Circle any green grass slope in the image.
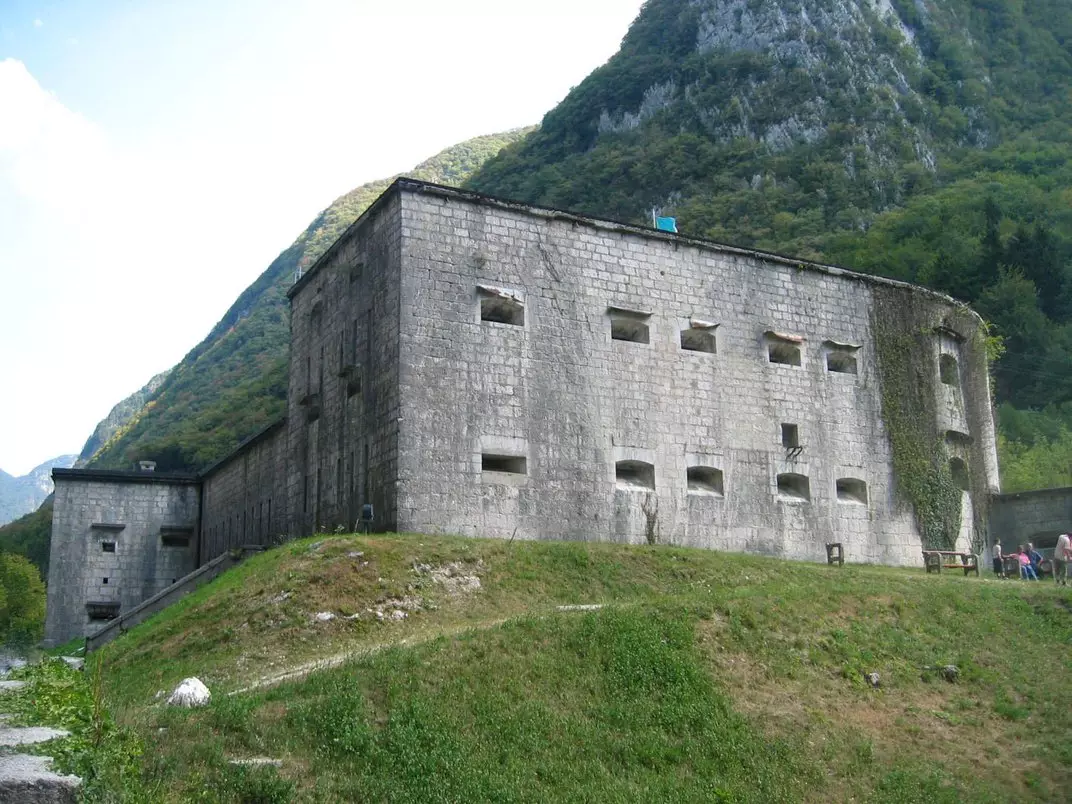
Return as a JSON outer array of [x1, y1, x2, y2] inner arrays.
[[87, 129, 532, 473], [44, 534, 1071, 802]]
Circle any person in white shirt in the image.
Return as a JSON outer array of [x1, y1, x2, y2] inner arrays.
[[1054, 533, 1071, 587]]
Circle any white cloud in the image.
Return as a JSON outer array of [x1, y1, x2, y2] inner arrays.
[[0, 59, 111, 207], [33, 18, 43, 28]]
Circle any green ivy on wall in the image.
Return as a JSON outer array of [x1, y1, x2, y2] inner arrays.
[[872, 287, 963, 551]]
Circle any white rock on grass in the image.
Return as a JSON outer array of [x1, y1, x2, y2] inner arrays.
[[315, 612, 335, 622], [166, 677, 211, 708], [60, 656, 84, 671]]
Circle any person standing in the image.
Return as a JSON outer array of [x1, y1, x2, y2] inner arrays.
[[1054, 533, 1070, 587], [992, 543, 1007, 579]]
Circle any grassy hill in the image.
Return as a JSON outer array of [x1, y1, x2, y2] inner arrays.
[[86, 129, 532, 473], [9, 534, 1070, 801]]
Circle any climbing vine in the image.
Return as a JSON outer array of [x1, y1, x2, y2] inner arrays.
[[872, 287, 964, 551]]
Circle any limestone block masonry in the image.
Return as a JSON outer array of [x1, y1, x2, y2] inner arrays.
[[46, 178, 1004, 642], [45, 469, 199, 646]]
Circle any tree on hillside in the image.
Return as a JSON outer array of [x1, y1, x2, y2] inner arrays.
[[0, 552, 45, 645]]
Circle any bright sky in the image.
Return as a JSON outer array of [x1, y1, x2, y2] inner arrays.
[[0, 0, 644, 476]]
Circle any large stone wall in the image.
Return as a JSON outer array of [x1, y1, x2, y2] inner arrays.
[[285, 191, 404, 535], [46, 179, 1005, 648], [44, 470, 200, 646], [200, 419, 288, 560], [989, 488, 1072, 553], [388, 183, 998, 565]]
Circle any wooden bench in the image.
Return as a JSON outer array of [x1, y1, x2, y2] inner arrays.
[[922, 550, 979, 577]]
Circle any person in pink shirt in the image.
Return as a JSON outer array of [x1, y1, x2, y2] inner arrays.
[[1018, 545, 1039, 581]]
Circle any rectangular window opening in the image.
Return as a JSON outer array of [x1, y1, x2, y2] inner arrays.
[[616, 460, 655, 491], [687, 466, 724, 496], [479, 289, 525, 326], [940, 354, 959, 386], [102, 542, 116, 553], [950, 458, 969, 491], [609, 308, 651, 344], [102, 577, 109, 585], [86, 602, 120, 621], [681, 328, 717, 354], [826, 351, 858, 374], [482, 454, 528, 475], [161, 534, 190, 548], [945, 430, 972, 447], [768, 341, 801, 366], [781, 424, 800, 449], [777, 473, 810, 501], [836, 478, 868, 505]]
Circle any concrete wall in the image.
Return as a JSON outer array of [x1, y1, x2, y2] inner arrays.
[[285, 191, 404, 535], [989, 488, 1072, 553], [390, 184, 997, 565], [200, 419, 287, 560], [44, 471, 200, 646]]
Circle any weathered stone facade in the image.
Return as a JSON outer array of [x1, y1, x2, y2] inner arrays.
[[45, 470, 199, 645], [989, 488, 1072, 553], [47, 179, 1004, 642], [200, 419, 288, 559]]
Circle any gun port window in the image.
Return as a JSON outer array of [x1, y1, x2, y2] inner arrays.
[[101, 542, 116, 553], [608, 308, 651, 344], [940, 354, 959, 386], [86, 602, 120, 621], [687, 466, 724, 496], [680, 319, 718, 353], [481, 454, 528, 475], [949, 457, 969, 491], [478, 286, 525, 326], [616, 460, 655, 491], [777, 473, 810, 501], [836, 478, 868, 505], [826, 351, 857, 374], [781, 424, 799, 449], [766, 332, 802, 366]]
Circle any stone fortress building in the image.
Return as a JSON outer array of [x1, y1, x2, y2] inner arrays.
[[46, 179, 1004, 645]]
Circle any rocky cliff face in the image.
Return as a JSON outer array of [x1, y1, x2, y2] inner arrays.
[[468, 0, 1070, 250], [77, 371, 170, 465], [0, 456, 76, 526]]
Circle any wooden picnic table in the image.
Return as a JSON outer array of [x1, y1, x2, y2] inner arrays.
[[922, 550, 979, 576]]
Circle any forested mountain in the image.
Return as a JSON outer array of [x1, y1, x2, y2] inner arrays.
[[77, 371, 170, 465], [467, 0, 1072, 491], [86, 129, 532, 472], [83, 0, 1072, 492], [0, 456, 75, 527]]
